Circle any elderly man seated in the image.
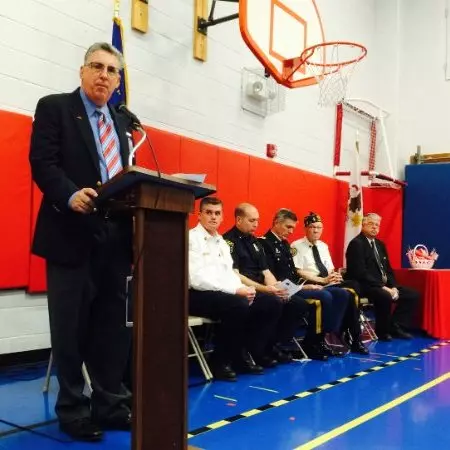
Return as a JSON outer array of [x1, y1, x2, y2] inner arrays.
[[345, 213, 419, 341], [291, 211, 368, 354]]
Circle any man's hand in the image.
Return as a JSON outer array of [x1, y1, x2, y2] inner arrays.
[[236, 286, 256, 303], [69, 188, 98, 214], [266, 284, 289, 301], [382, 286, 399, 300], [324, 272, 342, 284], [305, 284, 323, 290]]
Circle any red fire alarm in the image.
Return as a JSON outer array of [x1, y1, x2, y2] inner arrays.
[[266, 143, 277, 158]]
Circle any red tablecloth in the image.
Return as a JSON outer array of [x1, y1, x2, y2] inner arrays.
[[394, 268, 450, 339]]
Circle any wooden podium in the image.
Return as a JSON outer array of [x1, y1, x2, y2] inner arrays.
[[97, 167, 215, 450]]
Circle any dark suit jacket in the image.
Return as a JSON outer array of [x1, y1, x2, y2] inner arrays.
[[345, 233, 396, 289], [30, 88, 131, 265]]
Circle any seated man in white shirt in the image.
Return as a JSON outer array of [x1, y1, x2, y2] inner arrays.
[[189, 197, 281, 381], [291, 212, 368, 354]]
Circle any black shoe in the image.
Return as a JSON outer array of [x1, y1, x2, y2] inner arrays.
[[253, 355, 278, 368], [350, 340, 369, 355], [234, 358, 264, 374], [96, 413, 132, 431], [212, 363, 237, 381], [60, 418, 103, 442], [300, 343, 329, 361], [271, 346, 293, 364], [390, 325, 413, 340], [377, 333, 393, 342], [320, 341, 347, 357]]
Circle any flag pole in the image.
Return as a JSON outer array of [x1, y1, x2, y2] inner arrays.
[[114, 0, 120, 19]]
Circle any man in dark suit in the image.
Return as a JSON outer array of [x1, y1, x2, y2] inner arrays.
[[29, 42, 133, 441], [345, 213, 419, 341]]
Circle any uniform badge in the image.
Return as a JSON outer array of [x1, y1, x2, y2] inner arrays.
[[290, 247, 298, 256], [225, 240, 234, 253], [253, 243, 260, 252]]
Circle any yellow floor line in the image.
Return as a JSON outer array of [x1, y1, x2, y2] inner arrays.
[[294, 371, 450, 450]]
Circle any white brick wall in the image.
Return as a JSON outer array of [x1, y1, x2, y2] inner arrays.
[[0, 0, 405, 353]]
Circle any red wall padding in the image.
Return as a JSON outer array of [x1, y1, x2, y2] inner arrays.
[[363, 187, 403, 268], [0, 110, 32, 288], [0, 109, 403, 292]]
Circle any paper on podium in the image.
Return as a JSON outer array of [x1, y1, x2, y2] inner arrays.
[[275, 279, 306, 298], [171, 173, 206, 183]]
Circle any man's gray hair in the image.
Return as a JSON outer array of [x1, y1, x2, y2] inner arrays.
[[84, 42, 124, 69], [272, 208, 297, 225], [362, 213, 382, 224]]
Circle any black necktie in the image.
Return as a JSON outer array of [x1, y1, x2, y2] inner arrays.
[[311, 245, 328, 278], [370, 240, 387, 281]]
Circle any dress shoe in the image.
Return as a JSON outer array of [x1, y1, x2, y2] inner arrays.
[[96, 413, 132, 431], [271, 346, 293, 364], [390, 325, 413, 340], [233, 357, 264, 374], [253, 355, 278, 368], [59, 418, 103, 441], [211, 363, 237, 381], [350, 340, 369, 355], [320, 341, 347, 357], [300, 343, 329, 361], [377, 333, 393, 342]]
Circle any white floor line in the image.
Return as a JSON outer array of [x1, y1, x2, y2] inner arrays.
[[348, 356, 386, 363], [249, 385, 279, 393], [371, 352, 421, 360], [214, 395, 237, 402]]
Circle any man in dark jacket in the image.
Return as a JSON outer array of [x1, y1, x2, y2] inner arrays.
[[345, 213, 419, 341], [260, 209, 367, 355], [29, 42, 133, 441]]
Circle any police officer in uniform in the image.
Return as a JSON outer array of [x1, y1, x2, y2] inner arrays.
[[223, 203, 327, 362]]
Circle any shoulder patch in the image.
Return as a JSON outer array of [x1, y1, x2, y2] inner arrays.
[[290, 247, 298, 256], [225, 240, 234, 253]]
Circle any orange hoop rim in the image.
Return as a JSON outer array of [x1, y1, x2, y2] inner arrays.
[[300, 41, 367, 68]]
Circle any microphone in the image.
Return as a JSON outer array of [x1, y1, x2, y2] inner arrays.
[[117, 104, 162, 177], [117, 103, 141, 130]]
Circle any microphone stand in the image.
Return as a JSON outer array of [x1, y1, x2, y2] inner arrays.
[[127, 126, 162, 178]]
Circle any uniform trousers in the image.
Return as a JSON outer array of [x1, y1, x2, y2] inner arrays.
[[189, 290, 282, 362]]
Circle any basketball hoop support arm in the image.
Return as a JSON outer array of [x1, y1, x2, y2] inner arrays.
[[197, 0, 239, 35]]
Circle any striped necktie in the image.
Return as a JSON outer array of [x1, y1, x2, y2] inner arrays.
[[96, 110, 122, 179]]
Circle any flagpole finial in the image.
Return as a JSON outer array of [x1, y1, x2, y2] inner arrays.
[[114, 0, 120, 18]]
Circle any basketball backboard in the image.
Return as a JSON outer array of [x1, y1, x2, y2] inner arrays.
[[239, 0, 325, 89]]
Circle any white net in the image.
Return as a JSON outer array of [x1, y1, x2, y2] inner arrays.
[[303, 42, 366, 107]]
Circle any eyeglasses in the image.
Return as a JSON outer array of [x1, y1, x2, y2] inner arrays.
[[85, 62, 120, 78]]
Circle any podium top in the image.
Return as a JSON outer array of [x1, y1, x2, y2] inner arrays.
[[96, 166, 216, 203]]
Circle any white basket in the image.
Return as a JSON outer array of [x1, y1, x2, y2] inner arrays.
[[406, 244, 436, 270]]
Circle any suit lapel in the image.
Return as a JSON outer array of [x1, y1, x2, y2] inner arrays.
[[69, 89, 101, 175]]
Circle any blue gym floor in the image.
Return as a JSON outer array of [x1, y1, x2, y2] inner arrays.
[[1, 336, 449, 449]]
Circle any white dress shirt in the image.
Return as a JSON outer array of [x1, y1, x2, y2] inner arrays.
[[291, 237, 335, 277], [188, 223, 244, 294]]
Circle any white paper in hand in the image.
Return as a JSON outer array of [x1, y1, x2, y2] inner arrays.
[[275, 279, 306, 298]]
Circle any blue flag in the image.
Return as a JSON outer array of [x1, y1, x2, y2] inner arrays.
[[111, 17, 128, 106]]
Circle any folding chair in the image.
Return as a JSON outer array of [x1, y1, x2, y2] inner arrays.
[[42, 352, 92, 393], [188, 316, 214, 382], [359, 297, 378, 342]]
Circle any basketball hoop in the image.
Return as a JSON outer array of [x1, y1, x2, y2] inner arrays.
[[301, 41, 367, 107]]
